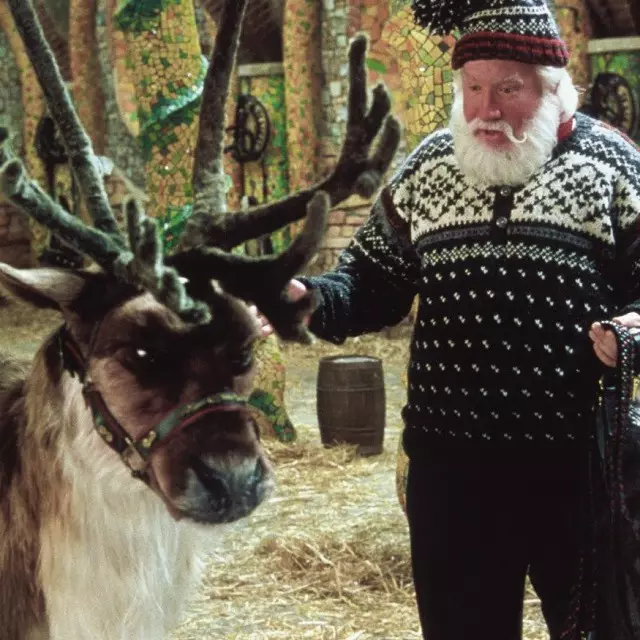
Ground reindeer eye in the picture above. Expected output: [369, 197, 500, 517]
[120, 345, 173, 387]
[121, 345, 162, 374]
[134, 348, 158, 365]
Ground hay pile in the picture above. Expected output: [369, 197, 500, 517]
[173, 434, 422, 639]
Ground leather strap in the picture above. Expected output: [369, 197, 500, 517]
[56, 325, 249, 484]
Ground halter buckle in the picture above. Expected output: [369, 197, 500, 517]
[121, 438, 148, 474]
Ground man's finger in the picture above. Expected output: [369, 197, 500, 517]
[593, 341, 616, 367]
[596, 336, 617, 361]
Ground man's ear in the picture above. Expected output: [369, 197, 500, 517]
[0, 263, 90, 311]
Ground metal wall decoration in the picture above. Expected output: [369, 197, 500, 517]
[582, 72, 638, 138]
[225, 92, 273, 256]
[226, 94, 272, 165]
[587, 37, 640, 145]
[234, 66, 291, 254]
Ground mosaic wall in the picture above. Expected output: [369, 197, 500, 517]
[69, 0, 105, 153]
[366, 5, 456, 154]
[97, 0, 146, 190]
[320, 0, 456, 170]
[114, 0, 205, 250]
[283, 0, 322, 196]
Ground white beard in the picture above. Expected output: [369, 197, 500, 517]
[450, 93, 562, 186]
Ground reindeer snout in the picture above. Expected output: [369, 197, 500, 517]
[189, 454, 272, 524]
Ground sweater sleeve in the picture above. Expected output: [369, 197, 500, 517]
[300, 186, 421, 344]
[609, 133, 640, 316]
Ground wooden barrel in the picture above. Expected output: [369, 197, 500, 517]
[316, 355, 385, 456]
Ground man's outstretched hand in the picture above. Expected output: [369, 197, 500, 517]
[250, 279, 309, 339]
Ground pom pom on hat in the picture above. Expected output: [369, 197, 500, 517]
[411, 0, 479, 34]
[411, 0, 569, 70]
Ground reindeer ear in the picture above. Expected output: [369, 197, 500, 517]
[0, 264, 90, 310]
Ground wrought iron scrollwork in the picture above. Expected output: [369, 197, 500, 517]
[581, 72, 639, 140]
[225, 94, 271, 164]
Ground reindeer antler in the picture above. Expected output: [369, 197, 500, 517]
[169, 191, 330, 342]
[4, 0, 121, 242]
[0, 0, 209, 324]
[179, 34, 402, 251]
[0, 128, 210, 323]
[170, 33, 401, 341]
[191, 0, 247, 217]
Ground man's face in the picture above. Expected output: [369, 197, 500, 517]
[461, 59, 544, 150]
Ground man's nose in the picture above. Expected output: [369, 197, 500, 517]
[478, 91, 502, 121]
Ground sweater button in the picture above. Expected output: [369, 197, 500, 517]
[500, 186, 511, 196]
[496, 216, 508, 229]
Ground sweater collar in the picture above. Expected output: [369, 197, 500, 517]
[557, 117, 575, 144]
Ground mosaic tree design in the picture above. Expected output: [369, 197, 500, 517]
[96, 0, 146, 189]
[114, 0, 205, 249]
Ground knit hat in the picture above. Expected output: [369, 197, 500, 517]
[411, 0, 569, 70]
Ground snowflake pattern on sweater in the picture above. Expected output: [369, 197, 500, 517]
[304, 113, 640, 451]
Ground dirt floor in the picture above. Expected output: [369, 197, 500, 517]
[0, 298, 549, 639]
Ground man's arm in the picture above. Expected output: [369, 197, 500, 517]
[589, 134, 640, 366]
[298, 187, 421, 344]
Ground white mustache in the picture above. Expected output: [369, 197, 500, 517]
[470, 119, 528, 145]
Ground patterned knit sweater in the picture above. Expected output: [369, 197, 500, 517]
[303, 113, 640, 454]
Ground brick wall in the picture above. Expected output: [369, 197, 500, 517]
[306, 194, 370, 275]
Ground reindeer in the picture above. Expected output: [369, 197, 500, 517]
[0, 1, 400, 638]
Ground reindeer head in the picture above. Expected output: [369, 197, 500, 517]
[0, 0, 400, 524]
[0, 263, 272, 523]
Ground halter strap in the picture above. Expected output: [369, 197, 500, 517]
[57, 325, 249, 483]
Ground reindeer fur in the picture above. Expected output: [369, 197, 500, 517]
[0, 268, 259, 639]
